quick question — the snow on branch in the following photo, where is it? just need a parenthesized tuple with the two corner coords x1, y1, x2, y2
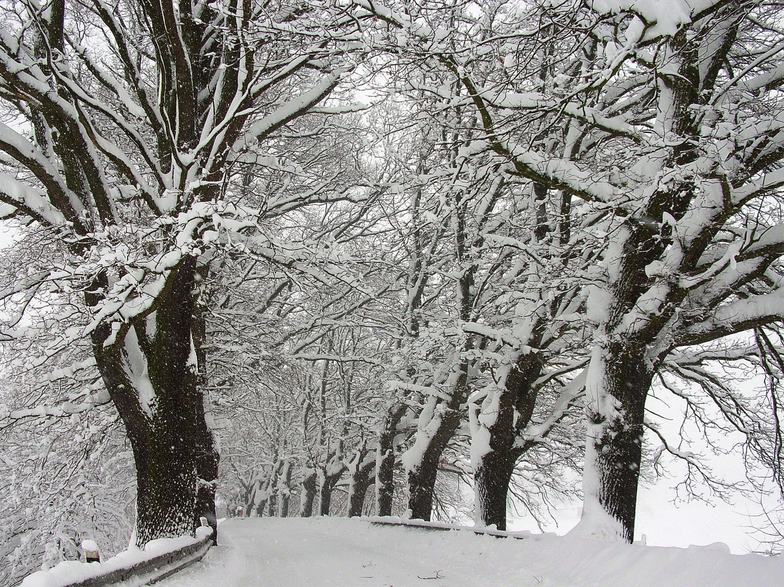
(0, 173, 67, 226)
(676, 291, 784, 347)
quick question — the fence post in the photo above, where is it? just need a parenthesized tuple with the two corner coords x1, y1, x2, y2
(81, 539, 100, 563)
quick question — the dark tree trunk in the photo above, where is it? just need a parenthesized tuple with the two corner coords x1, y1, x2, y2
(348, 460, 375, 517)
(132, 432, 199, 545)
(406, 408, 462, 521)
(268, 492, 277, 517)
(300, 470, 317, 517)
(91, 257, 212, 547)
(318, 461, 345, 516)
(280, 494, 290, 518)
(348, 479, 371, 517)
(279, 461, 292, 517)
(584, 343, 652, 542)
(473, 352, 542, 530)
(319, 473, 340, 516)
(244, 485, 255, 517)
(319, 485, 332, 516)
(319, 484, 332, 516)
(195, 440, 219, 544)
(376, 404, 406, 516)
(474, 452, 515, 530)
(255, 494, 267, 517)
(193, 291, 219, 544)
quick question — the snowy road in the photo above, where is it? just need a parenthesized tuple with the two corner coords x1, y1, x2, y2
(157, 517, 784, 587)
(156, 517, 536, 587)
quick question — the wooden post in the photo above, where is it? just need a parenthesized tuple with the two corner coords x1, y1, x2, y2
(81, 539, 100, 563)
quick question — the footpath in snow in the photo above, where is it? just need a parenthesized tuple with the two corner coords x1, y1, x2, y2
(158, 517, 784, 587)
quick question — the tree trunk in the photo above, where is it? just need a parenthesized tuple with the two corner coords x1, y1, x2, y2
(319, 475, 335, 516)
(577, 342, 652, 542)
(195, 438, 219, 544)
(406, 406, 462, 521)
(279, 461, 293, 517)
(348, 460, 375, 517)
(193, 290, 220, 544)
(376, 404, 406, 516)
(473, 452, 515, 530)
(471, 352, 542, 530)
(255, 497, 267, 517)
(243, 484, 256, 517)
(268, 491, 277, 517)
(91, 257, 213, 547)
(132, 431, 200, 545)
(300, 470, 317, 517)
(348, 479, 371, 517)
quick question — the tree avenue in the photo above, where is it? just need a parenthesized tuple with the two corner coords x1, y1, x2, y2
(2, 0, 784, 582)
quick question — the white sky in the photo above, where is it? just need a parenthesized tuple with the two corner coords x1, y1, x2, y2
(0, 222, 16, 248)
(509, 377, 775, 554)
(508, 476, 760, 553)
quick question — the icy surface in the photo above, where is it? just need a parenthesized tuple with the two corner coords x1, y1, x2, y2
(157, 517, 783, 587)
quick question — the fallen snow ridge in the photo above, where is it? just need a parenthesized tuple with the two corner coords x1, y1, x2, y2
(157, 517, 783, 587)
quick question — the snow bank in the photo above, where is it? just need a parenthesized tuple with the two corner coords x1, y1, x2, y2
(157, 517, 783, 587)
(22, 533, 209, 587)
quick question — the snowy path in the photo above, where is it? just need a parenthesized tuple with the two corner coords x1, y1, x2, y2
(157, 517, 539, 586)
(157, 517, 784, 587)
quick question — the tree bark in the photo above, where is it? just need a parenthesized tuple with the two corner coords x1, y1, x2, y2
(92, 258, 213, 547)
(195, 437, 219, 544)
(406, 407, 462, 521)
(348, 460, 375, 517)
(255, 497, 267, 518)
(319, 471, 342, 516)
(474, 452, 516, 530)
(472, 351, 543, 530)
(243, 483, 256, 517)
(300, 470, 317, 517)
(278, 460, 293, 517)
(192, 292, 219, 544)
(579, 342, 652, 542)
(319, 482, 332, 516)
(375, 404, 406, 516)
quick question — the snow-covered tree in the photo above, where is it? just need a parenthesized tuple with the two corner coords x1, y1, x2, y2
(354, 0, 784, 540)
(0, 0, 359, 546)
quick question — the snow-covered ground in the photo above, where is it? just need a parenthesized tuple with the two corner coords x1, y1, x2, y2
(158, 517, 784, 587)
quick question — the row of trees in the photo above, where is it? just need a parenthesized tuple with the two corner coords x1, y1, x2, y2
(2, 0, 784, 580)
